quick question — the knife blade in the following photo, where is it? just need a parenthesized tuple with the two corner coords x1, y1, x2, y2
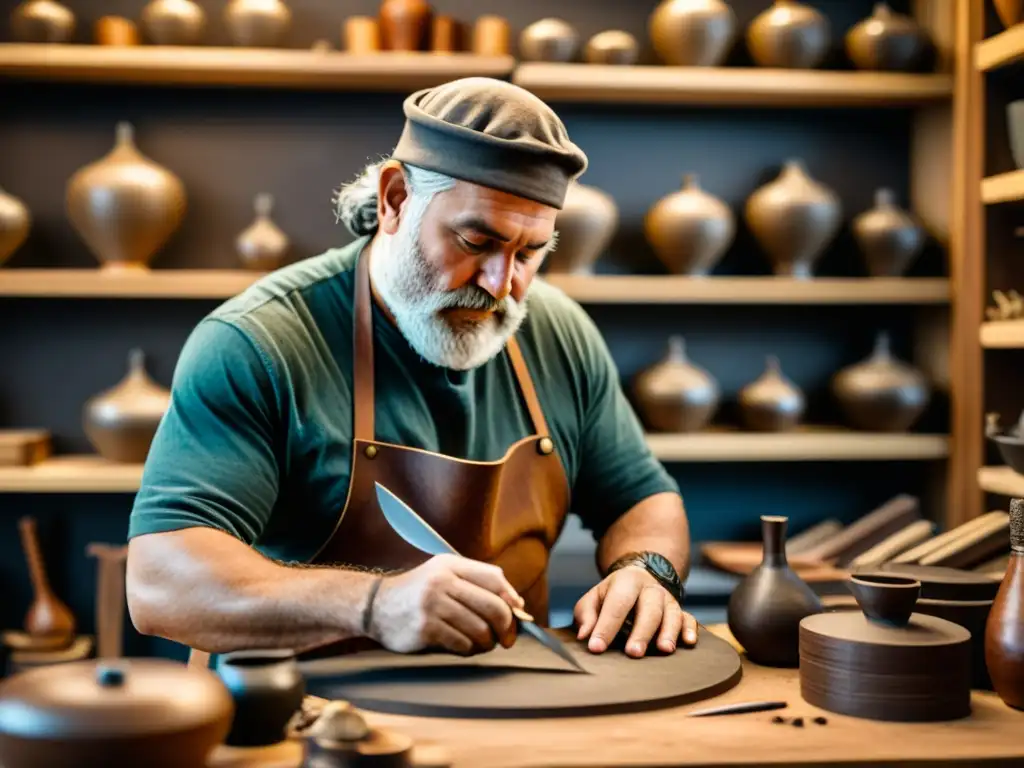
(374, 481, 588, 674)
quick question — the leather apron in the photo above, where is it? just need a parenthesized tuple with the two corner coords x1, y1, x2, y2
(188, 248, 571, 667)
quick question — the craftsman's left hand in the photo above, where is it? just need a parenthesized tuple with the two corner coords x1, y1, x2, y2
(573, 566, 698, 658)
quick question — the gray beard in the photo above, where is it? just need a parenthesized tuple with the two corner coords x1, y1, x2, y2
(368, 226, 529, 371)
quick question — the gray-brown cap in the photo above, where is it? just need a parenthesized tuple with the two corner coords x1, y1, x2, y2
(391, 77, 588, 209)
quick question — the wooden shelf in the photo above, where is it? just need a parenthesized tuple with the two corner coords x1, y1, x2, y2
(0, 269, 952, 304)
(976, 25, 1024, 71)
(0, 456, 142, 493)
(981, 170, 1024, 204)
(980, 319, 1024, 348)
(978, 466, 1024, 497)
(511, 63, 953, 107)
(0, 44, 515, 91)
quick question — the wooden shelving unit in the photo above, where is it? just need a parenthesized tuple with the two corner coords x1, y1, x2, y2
(980, 319, 1024, 347)
(975, 23, 1024, 71)
(980, 169, 1024, 204)
(978, 465, 1024, 497)
(0, 456, 143, 493)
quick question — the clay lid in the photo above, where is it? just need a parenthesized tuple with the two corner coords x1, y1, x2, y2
(800, 610, 969, 648)
(868, 563, 1000, 601)
(0, 659, 233, 740)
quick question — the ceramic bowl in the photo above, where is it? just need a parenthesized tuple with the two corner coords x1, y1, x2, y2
(847, 573, 921, 627)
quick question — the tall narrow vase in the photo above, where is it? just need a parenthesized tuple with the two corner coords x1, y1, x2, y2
(986, 498, 1024, 710)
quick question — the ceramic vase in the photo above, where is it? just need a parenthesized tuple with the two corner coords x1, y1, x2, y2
(845, 2, 930, 72)
(746, 0, 830, 69)
(644, 174, 735, 276)
(831, 331, 930, 432)
(852, 188, 926, 277)
(995, 0, 1023, 29)
(236, 193, 290, 271)
(632, 336, 720, 433)
(649, 0, 737, 67)
(584, 30, 639, 65)
(745, 159, 841, 279)
(986, 498, 1024, 710)
(66, 122, 187, 270)
(0, 186, 31, 267)
(738, 356, 805, 432)
(216, 649, 306, 747)
(141, 0, 206, 45)
(519, 18, 579, 62)
(83, 349, 172, 464)
(545, 181, 618, 274)
(379, 0, 432, 51)
(224, 0, 292, 47)
(9, 0, 75, 42)
(727, 515, 823, 667)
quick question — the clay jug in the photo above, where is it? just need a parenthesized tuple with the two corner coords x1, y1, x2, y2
(141, 0, 206, 45)
(649, 0, 737, 66)
(852, 188, 926, 277)
(545, 181, 618, 274)
(746, 0, 830, 69)
(738, 356, 805, 432)
(519, 18, 579, 62)
(216, 650, 305, 747)
(378, 0, 432, 51)
(845, 2, 930, 72)
(0, 185, 31, 267)
(986, 498, 1024, 710)
(66, 122, 187, 270)
(9, 0, 75, 42)
(745, 159, 841, 279)
(632, 336, 720, 433)
(236, 193, 290, 271)
(995, 0, 1023, 29)
(584, 30, 639, 65)
(83, 349, 172, 464)
(644, 173, 735, 276)
(225, 0, 292, 47)
(831, 331, 930, 432)
(727, 515, 824, 668)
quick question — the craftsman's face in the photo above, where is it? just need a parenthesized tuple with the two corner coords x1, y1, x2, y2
(372, 164, 558, 370)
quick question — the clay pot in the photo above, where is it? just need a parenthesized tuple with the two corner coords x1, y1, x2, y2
(745, 159, 842, 279)
(9, 0, 75, 42)
(845, 2, 930, 72)
(584, 30, 639, 65)
(0, 659, 233, 768)
(66, 122, 187, 270)
(83, 349, 172, 464)
(727, 515, 823, 668)
(632, 336, 720, 433)
(216, 649, 305, 747)
(985, 411, 1024, 475)
(649, 0, 737, 67)
(644, 173, 735, 276)
(1007, 101, 1024, 171)
(430, 15, 461, 53)
(236, 193, 290, 271)
(544, 181, 618, 274)
(847, 573, 921, 627)
(852, 188, 925, 277)
(224, 0, 292, 47)
(141, 0, 206, 45)
(831, 331, 930, 433)
(94, 16, 140, 46)
(0, 185, 31, 267)
(986, 498, 1024, 710)
(746, 0, 830, 69)
(738, 356, 805, 432)
(344, 16, 381, 53)
(379, 0, 432, 51)
(994, 0, 1023, 29)
(519, 18, 579, 62)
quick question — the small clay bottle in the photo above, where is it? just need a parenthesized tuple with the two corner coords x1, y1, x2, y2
(632, 336, 720, 433)
(737, 356, 805, 432)
(236, 194, 289, 271)
(379, 0, 432, 51)
(852, 188, 926, 278)
(986, 498, 1024, 711)
(845, 2, 931, 72)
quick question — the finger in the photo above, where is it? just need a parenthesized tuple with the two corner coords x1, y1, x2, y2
(424, 618, 475, 655)
(625, 585, 666, 658)
(448, 557, 524, 610)
(449, 577, 517, 649)
(655, 598, 684, 654)
(588, 577, 639, 654)
(435, 594, 498, 653)
(681, 611, 699, 647)
(573, 588, 601, 640)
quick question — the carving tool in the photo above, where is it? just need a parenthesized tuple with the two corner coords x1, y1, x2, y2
(686, 700, 788, 717)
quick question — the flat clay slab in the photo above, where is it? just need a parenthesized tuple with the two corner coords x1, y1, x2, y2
(299, 626, 742, 719)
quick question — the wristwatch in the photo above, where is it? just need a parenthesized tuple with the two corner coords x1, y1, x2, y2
(607, 551, 685, 606)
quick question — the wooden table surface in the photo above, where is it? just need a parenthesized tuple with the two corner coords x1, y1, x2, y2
(211, 625, 1024, 768)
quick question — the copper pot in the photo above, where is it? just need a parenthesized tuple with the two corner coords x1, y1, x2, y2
(9, 0, 75, 42)
(224, 0, 292, 48)
(633, 335, 720, 433)
(544, 181, 618, 274)
(649, 0, 737, 66)
(0, 659, 233, 768)
(0, 185, 31, 266)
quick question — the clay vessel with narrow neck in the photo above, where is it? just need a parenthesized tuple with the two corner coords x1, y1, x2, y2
(644, 173, 735, 276)
(845, 2, 931, 72)
(224, 0, 292, 47)
(0, 186, 31, 266)
(738, 356, 805, 432)
(746, 0, 830, 69)
(632, 336, 720, 433)
(648, 0, 737, 66)
(236, 193, 290, 271)
(986, 498, 1024, 710)
(853, 188, 926, 277)
(10, 0, 75, 42)
(545, 181, 618, 274)
(140, 0, 206, 45)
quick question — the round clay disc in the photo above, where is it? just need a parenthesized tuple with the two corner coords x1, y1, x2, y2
(300, 627, 742, 719)
(801, 611, 971, 647)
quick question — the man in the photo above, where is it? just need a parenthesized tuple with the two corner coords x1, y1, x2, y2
(126, 77, 696, 663)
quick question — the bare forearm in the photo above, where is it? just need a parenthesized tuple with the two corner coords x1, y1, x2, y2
(595, 492, 691, 579)
(127, 527, 379, 653)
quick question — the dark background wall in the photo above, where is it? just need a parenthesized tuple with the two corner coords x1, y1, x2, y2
(0, 0, 947, 658)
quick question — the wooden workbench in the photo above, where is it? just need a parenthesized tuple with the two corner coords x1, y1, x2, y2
(211, 625, 1024, 768)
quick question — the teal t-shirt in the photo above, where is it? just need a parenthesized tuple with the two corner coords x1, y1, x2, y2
(128, 237, 679, 562)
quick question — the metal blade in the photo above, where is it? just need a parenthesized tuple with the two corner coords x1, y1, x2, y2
(374, 482, 458, 557)
(519, 620, 589, 674)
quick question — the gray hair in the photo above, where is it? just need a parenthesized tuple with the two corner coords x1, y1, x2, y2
(332, 159, 456, 238)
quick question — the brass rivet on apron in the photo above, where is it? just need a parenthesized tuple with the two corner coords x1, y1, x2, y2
(538, 437, 554, 455)
(365, 445, 378, 459)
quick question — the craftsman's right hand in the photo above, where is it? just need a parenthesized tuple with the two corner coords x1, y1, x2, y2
(366, 554, 525, 656)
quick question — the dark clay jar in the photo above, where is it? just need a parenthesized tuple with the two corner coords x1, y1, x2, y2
(216, 648, 305, 747)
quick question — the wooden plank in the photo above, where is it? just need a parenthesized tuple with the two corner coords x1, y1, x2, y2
(981, 169, 1024, 204)
(975, 23, 1024, 71)
(0, 456, 143, 493)
(981, 319, 1024, 347)
(0, 45, 514, 91)
(0, 269, 265, 299)
(512, 63, 953, 106)
(978, 465, 1024, 496)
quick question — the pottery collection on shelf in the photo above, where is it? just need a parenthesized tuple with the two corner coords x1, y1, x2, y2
(852, 188, 926, 277)
(632, 335, 720, 433)
(746, 0, 830, 70)
(644, 174, 735, 277)
(844, 2, 932, 72)
(737, 356, 806, 432)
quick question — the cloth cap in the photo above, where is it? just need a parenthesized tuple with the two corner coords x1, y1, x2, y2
(391, 77, 588, 209)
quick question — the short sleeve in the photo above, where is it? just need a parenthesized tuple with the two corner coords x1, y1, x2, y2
(128, 318, 282, 544)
